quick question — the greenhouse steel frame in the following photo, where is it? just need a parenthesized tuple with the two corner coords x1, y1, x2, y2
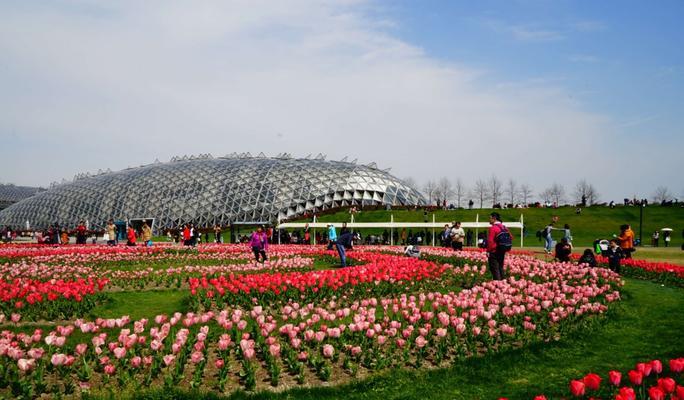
(0, 154, 425, 231)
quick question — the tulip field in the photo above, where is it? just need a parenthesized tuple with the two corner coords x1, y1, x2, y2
(0, 244, 682, 399)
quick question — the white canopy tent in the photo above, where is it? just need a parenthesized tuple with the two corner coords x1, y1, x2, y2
(277, 214, 525, 247)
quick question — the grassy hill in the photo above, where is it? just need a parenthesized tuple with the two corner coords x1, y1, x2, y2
(294, 205, 684, 248)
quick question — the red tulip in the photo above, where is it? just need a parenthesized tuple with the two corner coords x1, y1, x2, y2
(648, 386, 665, 400)
(637, 362, 653, 377)
(651, 359, 663, 374)
(618, 386, 636, 400)
(570, 380, 586, 397)
(628, 369, 643, 385)
(533, 396, 547, 400)
(583, 373, 602, 390)
(609, 370, 622, 386)
(675, 385, 684, 400)
(657, 377, 675, 393)
(671, 358, 684, 373)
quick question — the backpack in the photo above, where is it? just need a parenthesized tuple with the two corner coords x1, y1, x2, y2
(494, 225, 513, 252)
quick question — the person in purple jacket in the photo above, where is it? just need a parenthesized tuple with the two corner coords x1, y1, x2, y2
(249, 225, 269, 263)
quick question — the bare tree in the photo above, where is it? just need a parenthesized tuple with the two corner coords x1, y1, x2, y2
(423, 180, 437, 205)
(454, 178, 467, 208)
(652, 186, 672, 203)
(434, 177, 453, 207)
(546, 183, 565, 204)
(540, 188, 553, 203)
(488, 175, 503, 207)
(505, 179, 518, 205)
(472, 179, 488, 209)
(573, 179, 599, 205)
(520, 184, 533, 205)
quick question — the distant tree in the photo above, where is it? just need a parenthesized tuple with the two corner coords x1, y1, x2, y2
(434, 177, 453, 206)
(472, 179, 488, 209)
(454, 178, 467, 208)
(546, 183, 565, 205)
(423, 180, 437, 205)
(652, 186, 672, 203)
(488, 175, 503, 207)
(520, 184, 533, 205)
(540, 188, 553, 203)
(505, 179, 518, 205)
(573, 179, 599, 205)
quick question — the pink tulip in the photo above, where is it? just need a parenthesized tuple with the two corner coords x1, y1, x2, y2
(322, 344, 334, 358)
(163, 354, 175, 366)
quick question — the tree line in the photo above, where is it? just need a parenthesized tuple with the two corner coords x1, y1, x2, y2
(403, 176, 678, 208)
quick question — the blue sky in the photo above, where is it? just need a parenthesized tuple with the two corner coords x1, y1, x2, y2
(383, 0, 683, 141)
(0, 0, 682, 202)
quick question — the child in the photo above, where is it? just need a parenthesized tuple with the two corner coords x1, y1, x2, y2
(606, 239, 624, 273)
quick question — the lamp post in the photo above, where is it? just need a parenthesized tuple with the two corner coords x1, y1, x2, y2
(639, 201, 644, 246)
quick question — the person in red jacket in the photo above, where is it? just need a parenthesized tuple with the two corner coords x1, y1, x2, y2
(182, 224, 191, 246)
(126, 225, 137, 246)
(487, 212, 513, 281)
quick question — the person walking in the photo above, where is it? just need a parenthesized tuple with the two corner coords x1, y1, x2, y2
(542, 222, 556, 253)
(617, 224, 635, 258)
(606, 239, 624, 273)
(652, 230, 660, 247)
(141, 221, 153, 247)
(487, 212, 513, 281)
(249, 225, 269, 263)
(663, 230, 671, 247)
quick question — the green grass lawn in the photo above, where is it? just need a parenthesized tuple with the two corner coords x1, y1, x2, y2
(292, 205, 684, 249)
(88, 289, 190, 321)
(98, 278, 684, 400)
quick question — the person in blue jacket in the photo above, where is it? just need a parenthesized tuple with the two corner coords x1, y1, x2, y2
(326, 223, 337, 250)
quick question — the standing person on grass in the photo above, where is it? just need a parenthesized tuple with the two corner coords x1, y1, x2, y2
(487, 212, 513, 281)
(326, 223, 337, 250)
(106, 220, 117, 246)
(141, 221, 153, 247)
(606, 239, 624, 273)
(249, 225, 268, 263)
(618, 224, 635, 258)
(450, 221, 465, 251)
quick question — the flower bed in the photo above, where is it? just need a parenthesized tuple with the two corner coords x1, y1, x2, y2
(0, 244, 623, 396)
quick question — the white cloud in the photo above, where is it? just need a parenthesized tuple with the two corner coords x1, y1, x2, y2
(0, 1, 676, 201)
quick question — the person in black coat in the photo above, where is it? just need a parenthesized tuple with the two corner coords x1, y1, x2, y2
(554, 238, 572, 263)
(606, 239, 624, 273)
(577, 249, 597, 267)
